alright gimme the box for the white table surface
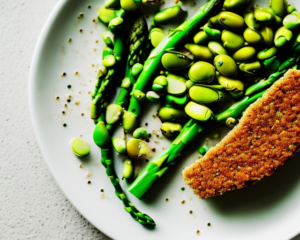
[0,0,300,239]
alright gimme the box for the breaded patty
[182,69,300,199]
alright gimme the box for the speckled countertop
[1,0,300,239]
[0,0,109,239]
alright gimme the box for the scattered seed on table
[81,113,84,116]
[67,38,72,42]
[181,187,185,191]
[92,18,96,22]
[88,91,91,94]
[91,64,95,67]
[55,96,60,100]
[207,223,211,226]
[75,100,80,105]
[87,181,91,184]
[74,71,78,75]
[67,99,71,103]
[189,210,193,214]
[80,164,84,168]
[62,111,65,115]
[145,123,148,126]
[196,230,200,234]
[61,72,66,77]
[88,5,91,9]
[181,200,185,204]
[165,198,169,202]
[94,48,97,51]
[64,104,67,108]
[95,40,99,43]
[67,85,71,89]
[63,123,67,127]
[100,189,104,192]
[79,29,83,33]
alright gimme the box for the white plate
[29,0,300,239]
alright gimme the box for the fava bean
[158,106,186,122]
[127,139,151,160]
[70,138,90,157]
[161,122,183,138]
[133,127,149,139]
[189,61,215,83]
[185,102,214,122]
[214,55,238,78]
[112,137,126,154]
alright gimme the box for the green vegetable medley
[87,0,300,228]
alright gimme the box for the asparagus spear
[106,15,149,130]
[92,6,156,226]
[93,116,156,228]
[122,0,224,132]
[128,54,300,199]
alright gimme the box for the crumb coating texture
[183,69,300,199]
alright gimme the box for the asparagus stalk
[93,117,156,228]
[122,0,224,132]
[128,53,300,199]
[91,34,125,121]
[92,6,156,226]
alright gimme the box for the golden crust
[182,69,300,199]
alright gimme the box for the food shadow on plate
[205,152,300,217]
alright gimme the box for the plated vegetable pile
[87,0,300,228]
